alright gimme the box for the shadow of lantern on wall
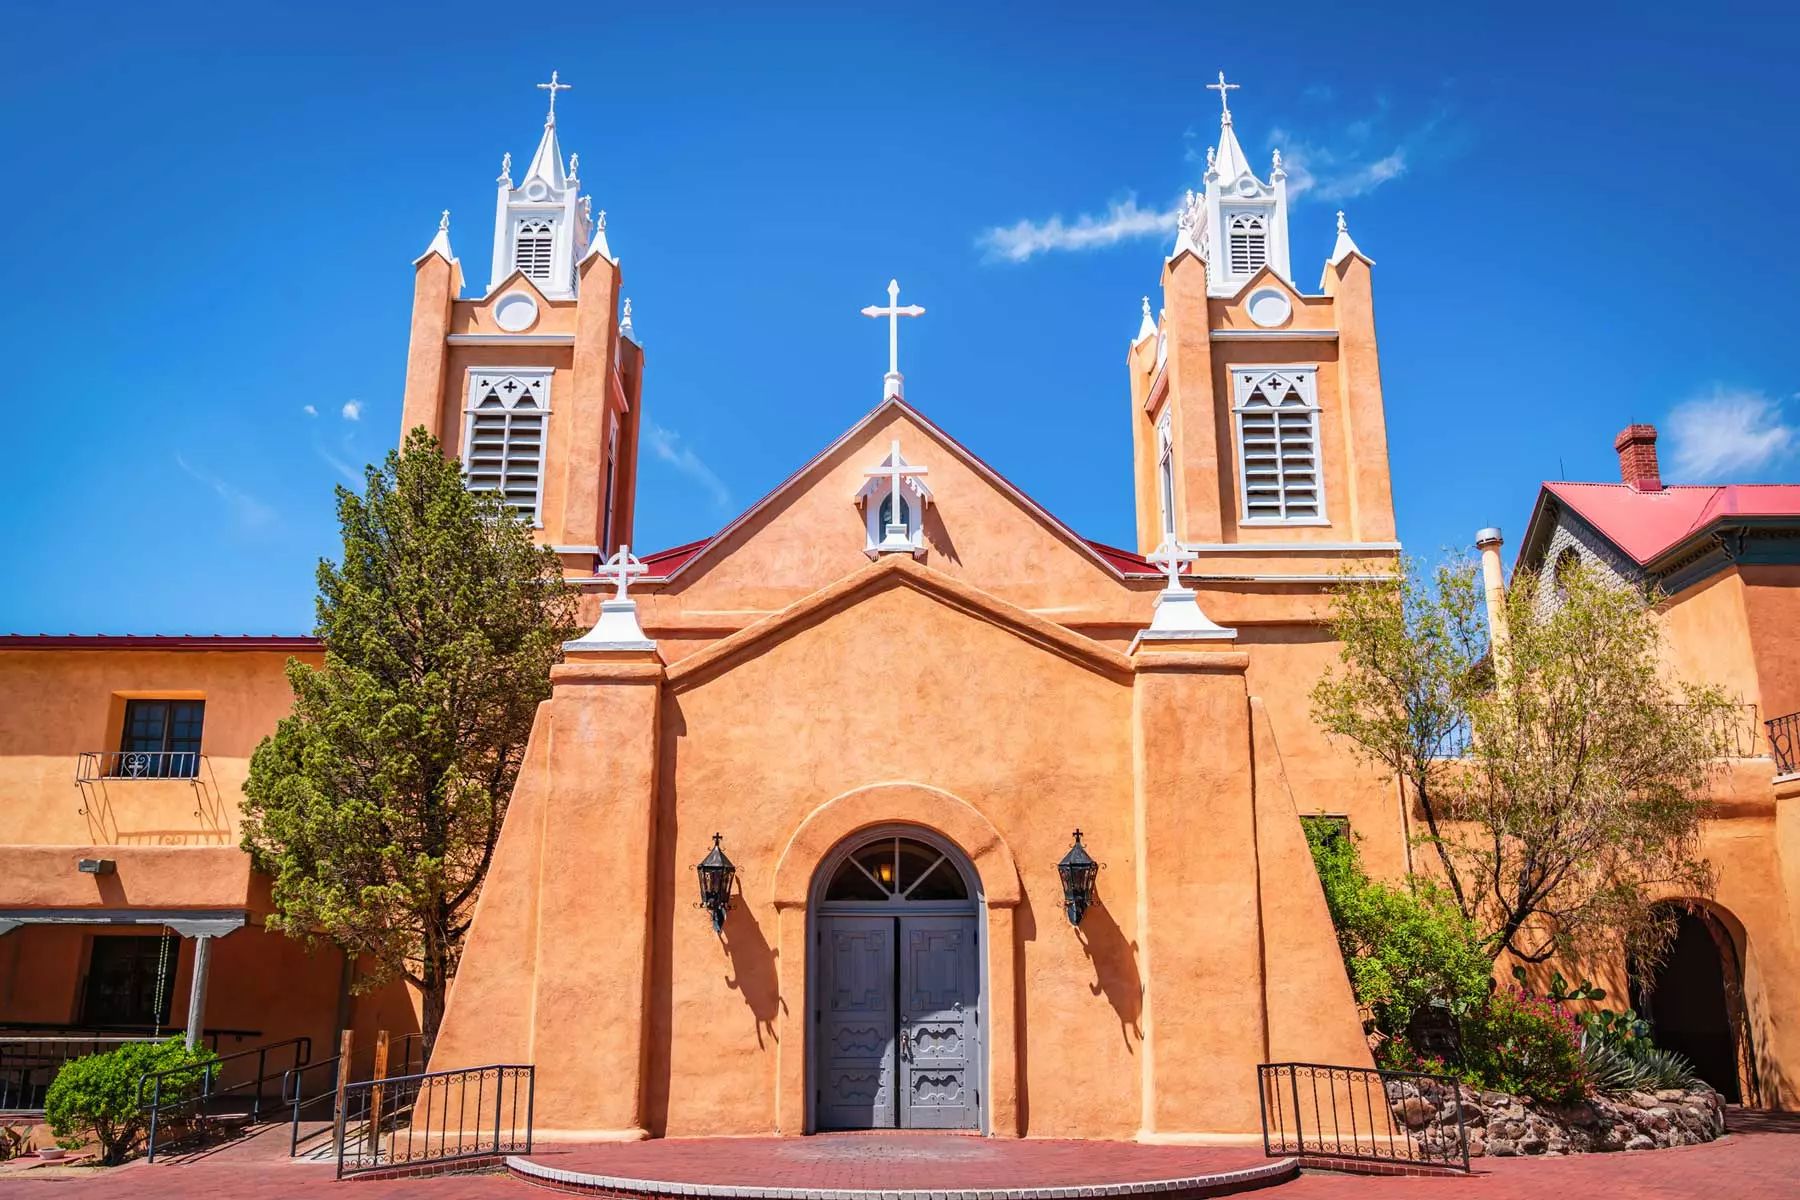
[1057,829,1102,927]
[695,833,737,934]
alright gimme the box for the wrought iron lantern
[695,833,737,933]
[1057,829,1100,927]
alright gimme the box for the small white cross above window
[856,438,932,555]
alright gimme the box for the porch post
[184,934,212,1050]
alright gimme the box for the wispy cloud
[977,196,1178,264]
[302,404,318,417]
[176,455,276,528]
[341,400,362,421]
[1278,145,1407,203]
[314,441,363,485]
[1664,386,1797,481]
[645,423,732,510]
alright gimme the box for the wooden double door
[815,913,980,1130]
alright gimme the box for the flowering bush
[1461,990,1589,1104]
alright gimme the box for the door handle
[898,1025,911,1061]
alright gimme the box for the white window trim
[463,367,554,528]
[510,213,561,284]
[1156,411,1176,541]
[1222,206,1272,282]
[861,481,925,554]
[1231,365,1328,526]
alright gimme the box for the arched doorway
[1630,905,1744,1102]
[808,828,984,1132]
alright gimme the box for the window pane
[82,935,176,1027]
[120,700,168,753]
[825,856,889,901]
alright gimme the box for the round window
[1246,288,1293,329]
[494,291,540,333]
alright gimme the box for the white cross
[860,279,925,400]
[863,439,929,550]
[537,70,571,120]
[1207,70,1240,120]
[598,544,648,600]
[1148,539,1194,592]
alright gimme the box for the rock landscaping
[1388,1076,1725,1157]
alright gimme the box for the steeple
[1197,70,1292,296]
[487,70,593,300]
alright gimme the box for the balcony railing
[76,751,204,782]
[1429,703,1762,762]
[1767,712,1800,776]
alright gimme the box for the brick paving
[0,1111,1794,1200]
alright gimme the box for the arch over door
[1631,906,1745,1102]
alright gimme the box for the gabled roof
[634,395,1161,582]
[1523,481,1800,569]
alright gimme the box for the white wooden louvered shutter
[514,220,554,281]
[465,372,550,523]
[1235,372,1321,522]
[1227,213,1268,277]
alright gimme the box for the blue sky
[2,1,1796,634]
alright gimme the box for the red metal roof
[637,538,710,577]
[1083,539,1159,576]
[1544,481,1800,565]
[0,634,319,651]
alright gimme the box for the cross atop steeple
[1206,70,1240,122]
[537,70,571,121]
[860,279,926,400]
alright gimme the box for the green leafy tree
[242,428,581,1053]
[46,1038,216,1164]
[1311,553,1735,971]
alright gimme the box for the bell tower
[1126,72,1396,574]
[399,72,644,576]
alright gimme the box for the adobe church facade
[419,80,1397,1139]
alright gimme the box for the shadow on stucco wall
[722,902,783,1049]
[1076,901,1143,1050]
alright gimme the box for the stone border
[1386,1077,1726,1157]
[503,1155,1300,1200]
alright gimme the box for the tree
[242,428,581,1054]
[1311,552,1735,972]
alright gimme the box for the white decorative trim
[1245,287,1292,328]
[1156,411,1176,542]
[0,908,247,938]
[1211,329,1337,340]
[1230,366,1326,525]
[857,439,932,554]
[446,334,576,346]
[550,544,602,555]
[1181,540,1401,553]
[493,291,540,333]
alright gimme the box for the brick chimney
[1614,424,1662,491]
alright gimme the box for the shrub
[45,1038,217,1165]
[1461,990,1588,1104]
[1581,1035,1704,1095]
[1305,820,1493,1036]
[0,1123,33,1162]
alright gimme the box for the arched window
[465,370,551,524]
[877,491,910,533]
[824,836,970,903]
[1226,211,1268,276]
[514,219,555,281]
[1233,369,1322,522]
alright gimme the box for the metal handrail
[138,1036,310,1162]
[75,750,204,781]
[281,1034,426,1157]
[1258,1061,1470,1172]
[335,1063,533,1178]
[1768,711,1800,776]
[0,1030,257,1114]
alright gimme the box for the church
[4,70,1796,1144]
[417,76,1395,1139]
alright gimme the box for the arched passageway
[1630,906,1744,1102]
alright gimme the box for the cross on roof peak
[861,279,925,400]
[537,70,571,122]
[1207,70,1240,122]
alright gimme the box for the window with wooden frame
[114,699,204,778]
[1233,368,1324,523]
[513,218,555,282]
[81,933,178,1027]
[1226,210,1269,277]
[465,370,552,525]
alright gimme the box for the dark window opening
[824,836,970,903]
[81,934,178,1028]
[114,699,204,778]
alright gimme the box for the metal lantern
[1057,829,1100,927]
[696,833,736,933]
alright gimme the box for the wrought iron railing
[1258,1062,1470,1172]
[282,1034,426,1157]
[1679,702,1761,758]
[1767,711,1800,776]
[0,1028,254,1114]
[335,1063,533,1179]
[138,1036,310,1162]
[76,750,203,781]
